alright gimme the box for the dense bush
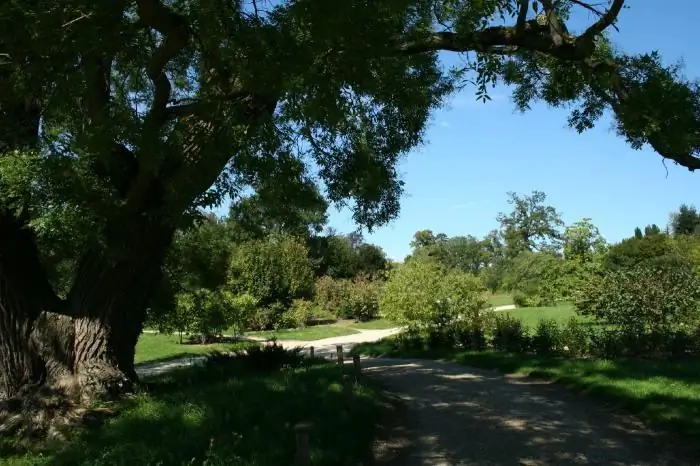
[575,259,700,335]
[284,299,318,328]
[313,275,382,321]
[531,318,561,355]
[348,275,382,321]
[491,314,530,353]
[380,261,487,331]
[228,233,315,308]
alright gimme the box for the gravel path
[362,358,700,466]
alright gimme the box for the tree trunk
[0,208,60,399]
[66,220,172,397]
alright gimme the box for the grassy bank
[3,358,390,465]
[353,337,700,440]
[135,333,257,365]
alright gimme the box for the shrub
[174,288,229,343]
[512,292,528,308]
[380,261,487,333]
[348,275,382,322]
[559,318,590,358]
[314,275,382,321]
[531,318,562,355]
[228,233,315,307]
[285,299,318,328]
[491,314,530,353]
[248,302,288,331]
[575,259,700,335]
[314,276,351,318]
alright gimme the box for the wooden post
[352,354,361,380]
[294,422,312,466]
[309,346,314,358]
[336,345,344,365]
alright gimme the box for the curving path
[363,358,700,466]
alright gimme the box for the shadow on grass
[352,338,700,444]
[6,358,393,466]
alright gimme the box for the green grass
[486,293,514,307]
[2,358,390,465]
[134,333,257,365]
[353,337,700,442]
[247,325,360,341]
[500,303,578,328]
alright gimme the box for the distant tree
[496,191,564,258]
[410,230,440,250]
[644,224,662,236]
[634,227,644,239]
[603,233,676,270]
[562,218,607,262]
[670,204,700,236]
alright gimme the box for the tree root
[0,380,118,448]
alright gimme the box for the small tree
[228,233,315,307]
[380,261,486,331]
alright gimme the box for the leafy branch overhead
[3,1,696,240]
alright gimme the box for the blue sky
[221,2,700,261]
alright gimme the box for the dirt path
[362,358,700,466]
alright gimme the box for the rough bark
[66,215,173,397]
[0,209,63,399]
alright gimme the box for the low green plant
[492,314,530,353]
[531,318,561,355]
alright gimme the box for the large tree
[2,0,700,407]
[497,190,564,257]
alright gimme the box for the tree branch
[540,0,567,47]
[516,0,529,36]
[576,0,625,47]
[127,0,192,208]
[136,0,191,132]
[396,26,581,61]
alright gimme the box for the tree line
[380,192,700,359]
[404,191,700,308]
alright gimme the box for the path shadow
[362,358,700,466]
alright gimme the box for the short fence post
[309,346,314,358]
[352,354,361,381]
[294,422,312,466]
[336,345,344,365]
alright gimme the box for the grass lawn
[353,338,700,441]
[500,303,578,328]
[135,333,257,365]
[486,293,513,307]
[2,358,391,466]
[247,325,360,341]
